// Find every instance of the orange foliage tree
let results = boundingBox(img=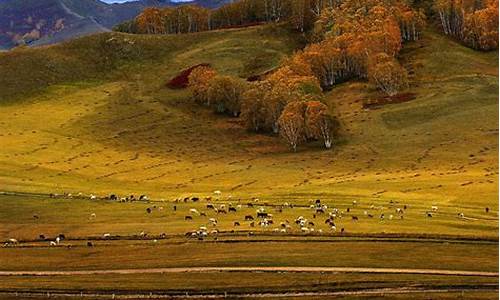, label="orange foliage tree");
[278,101,307,151]
[305,101,336,149]
[207,75,247,116]
[368,53,409,96]
[435,0,498,50]
[188,66,217,105]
